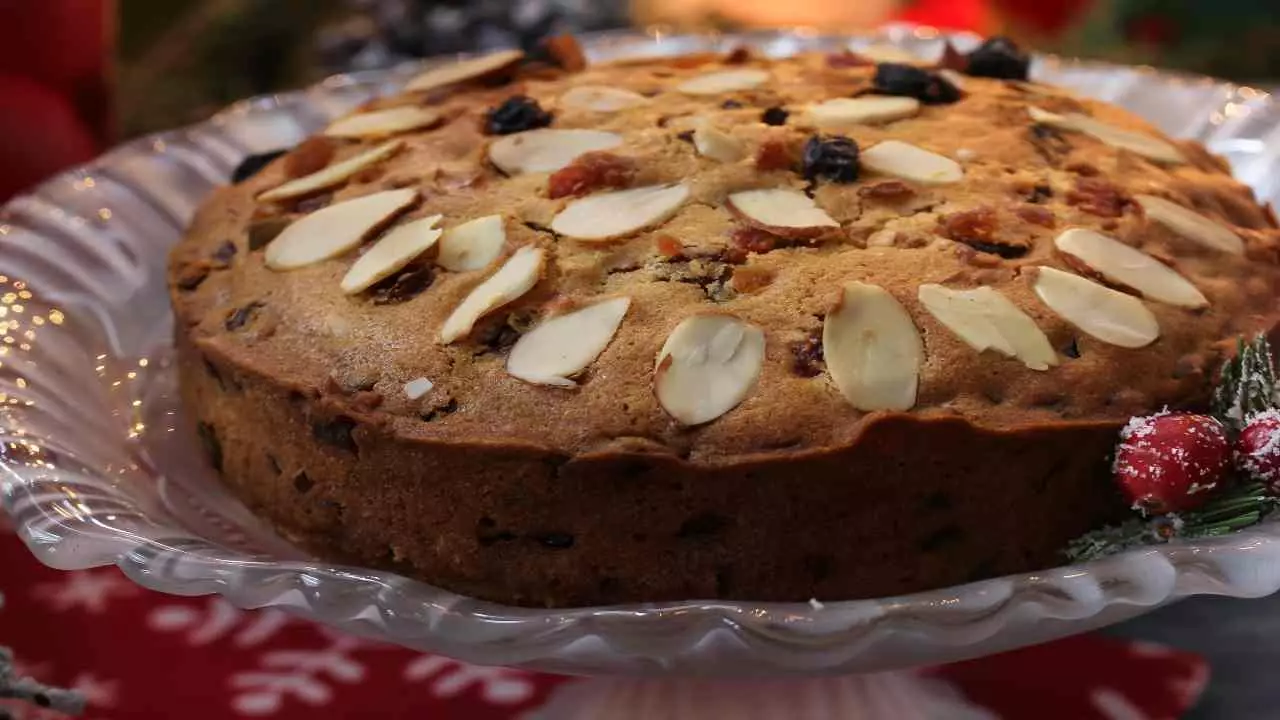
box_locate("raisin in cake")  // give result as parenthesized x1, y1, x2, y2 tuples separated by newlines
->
(168, 36, 1280, 607)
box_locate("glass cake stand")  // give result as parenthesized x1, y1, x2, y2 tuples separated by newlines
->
(3, 26, 1279, 718)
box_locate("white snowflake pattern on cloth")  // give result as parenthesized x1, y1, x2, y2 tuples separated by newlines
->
(403, 654, 535, 705)
(0, 658, 111, 720)
(148, 597, 290, 647)
(230, 636, 365, 716)
(31, 570, 138, 613)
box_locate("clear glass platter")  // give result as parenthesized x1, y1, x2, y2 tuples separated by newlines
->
(3, 26, 1279, 677)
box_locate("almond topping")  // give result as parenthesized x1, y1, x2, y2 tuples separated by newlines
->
(676, 69, 770, 95)
(404, 48, 524, 93)
(438, 215, 506, 272)
(439, 245, 545, 344)
(1135, 194, 1244, 255)
(324, 106, 442, 139)
(404, 377, 434, 399)
(1054, 228, 1207, 308)
(852, 44, 921, 64)
(488, 128, 623, 175)
(917, 284, 1058, 371)
(801, 96, 920, 128)
(507, 297, 631, 387)
(560, 85, 650, 112)
(1032, 266, 1160, 348)
(265, 188, 417, 270)
(258, 141, 402, 203)
(340, 214, 443, 294)
(823, 282, 923, 412)
(550, 183, 689, 241)
(860, 140, 963, 185)
(1028, 106, 1184, 164)
(654, 314, 765, 425)
(726, 188, 839, 238)
(692, 121, 747, 163)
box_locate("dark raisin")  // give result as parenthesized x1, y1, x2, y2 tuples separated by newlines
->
(965, 36, 1030, 81)
(966, 241, 1027, 259)
(231, 149, 287, 184)
(210, 240, 237, 267)
(873, 63, 961, 104)
(484, 95, 553, 135)
(422, 398, 460, 422)
(293, 472, 314, 493)
(224, 301, 264, 331)
(473, 321, 521, 356)
(1024, 184, 1053, 204)
(293, 192, 332, 214)
(724, 46, 752, 64)
(196, 422, 222, 472)
(677, 512, 730, 539)
(312, 416, 358, 454)
(369, 265, 434, 305)
(676, 130, 694, 143)
(760, 106, 789, 126)
(535, 532, 575, 549)
(802, 134, 860, 183)
(177, 265, 209, 291)
(1063, 338, 1081, 358)
(720, 99, 744, 109)
(1028, 124, 1072, 165)
(791, 331, 825, 377)
(920, 525, 965, 552)
(247, 217, 291, 251)
(266, 454, 282, 475)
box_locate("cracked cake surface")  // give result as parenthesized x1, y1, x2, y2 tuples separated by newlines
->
(169, 38, 1280, 607)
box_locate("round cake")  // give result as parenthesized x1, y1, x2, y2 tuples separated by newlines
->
(168, 36, 1280, 607)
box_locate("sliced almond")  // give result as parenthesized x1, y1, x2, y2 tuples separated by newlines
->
(439, 245, 545, 344)
(727, 188, 839, 238)
(861, 140, 963, 185)
(265, 188, 418, 271)
(404, 377, 434, 399)
(340, 214, 443, 294)
(507, 297, 631, 387)
(551, 183, 689, 242)
(1054, 228, 1207, 308)
(258, 140, 402, 203)
(405, 48, 524, 93)
(917, 284, 1058, 371)
(654, 314, 765, 425)
(676, 69, 770, 95)
(488, 128, 623, 175)
(1032, 266, 1159, 348)
(853, 44, 922, 64)
(801, 97, 920, 128)
(1028, 107, 1184, 165)
(560, 86, 650, 112)
(325, 106, 442, 139)
(438, 215, 506, 272)
(1135, 194, 1244, 255)
(693, 121, 746, 163)
(823, 282, 923, 412)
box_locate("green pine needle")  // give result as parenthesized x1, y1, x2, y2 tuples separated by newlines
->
(1212, 333, 1279, 430)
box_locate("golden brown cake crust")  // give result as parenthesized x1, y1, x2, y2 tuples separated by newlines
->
(170, 45, 1280, 606)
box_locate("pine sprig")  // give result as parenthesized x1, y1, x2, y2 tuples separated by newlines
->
(1212, 333, 1279, 430)
(0, 593, 85, 718)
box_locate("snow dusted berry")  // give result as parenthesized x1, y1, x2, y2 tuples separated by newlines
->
(1237, 409, 1280, 489)
(1113, 411, 1231, 514)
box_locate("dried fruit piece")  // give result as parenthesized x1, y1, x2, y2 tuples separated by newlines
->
(801, 96, 920, 128)
(438, 215, 506, 272)
(258, 140, 402, 203)
(560, 85, 649, 112)
(755, 139, 797, 171)
(1032, 266, 1159, 348)
(341, 214, 444, 295)
(860, 140, 963, 184)
(1066, 177, 1133, 218)
(917, 284, 1058, 371)
(858, 180, 915, 201)
(284, 137, 338, 179)
(1054, 228, 1208, 308)
(507, 297, 631, 386)
(485, 95, 554, 135)
(760, 106, 789, 126)
(325, 106, 442, 139)
(873, 63, 960, 104)
(727, 188, 839, 238)
(1135, 194, 1244, 255)
(854, 45, 921, 64)
(692, 121, 746, 163)
(654, 314, 766, 425)
(539, 34, 587, 71)
(823, 282, 923, 411)
(232, 149, 286, 184)
(488, 128, 622, 175)
(802, 135, 860, 183)
(1027, 106, 1184, 164)
(964, 36, 1030, 80)
(370, 265, 434, 305)
(548, 151, 638, 198)
(676, 68, 770, 95)
(265, 188, 418, 270)
(440, 245, 546, 344)
(550, 183, 689, 241)
(405, 48, 524, 93)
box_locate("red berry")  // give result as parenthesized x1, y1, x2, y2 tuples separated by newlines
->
(1112, 412, 1231, 514)
(1237, 410, 1280, 489)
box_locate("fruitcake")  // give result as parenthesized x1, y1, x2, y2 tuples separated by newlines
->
(168, 36, 1280, 607)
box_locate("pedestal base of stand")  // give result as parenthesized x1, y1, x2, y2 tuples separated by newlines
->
(531, 671, 995, 719)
